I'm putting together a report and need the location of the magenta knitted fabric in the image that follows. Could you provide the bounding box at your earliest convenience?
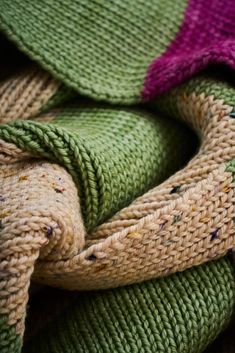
[143,0,235,100]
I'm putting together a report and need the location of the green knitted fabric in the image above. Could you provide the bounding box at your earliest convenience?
[24,258,235,353]
[0,317,22,353]
[0,103,196,230]
[0,0,187,103]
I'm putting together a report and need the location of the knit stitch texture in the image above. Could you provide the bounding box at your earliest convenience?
[0,0,187,103]
[0,1,235,352]
[24,259,235,353]
[0,102,195,230]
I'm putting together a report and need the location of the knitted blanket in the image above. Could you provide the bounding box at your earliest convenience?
[0,1,235,353]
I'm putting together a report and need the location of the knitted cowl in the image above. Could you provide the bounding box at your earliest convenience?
[0,0,234,288]
[0,0,235,353]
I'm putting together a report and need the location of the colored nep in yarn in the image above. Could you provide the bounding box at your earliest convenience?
[0,103,196,230]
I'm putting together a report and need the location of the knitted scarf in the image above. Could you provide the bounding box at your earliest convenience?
[0,1,235,353]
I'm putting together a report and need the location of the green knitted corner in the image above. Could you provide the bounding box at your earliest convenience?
[0,103,196,230]
[24,258,235,353]
[0,315,22,353]
[0,0,187,103]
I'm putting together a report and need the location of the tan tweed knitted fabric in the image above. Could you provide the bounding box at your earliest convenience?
[0,67,59,123]
[5,81,234,291]
[0,158,85,335]
[1,72,235,343]
[0,1,235,352]
[0,68,234,296]
[0,66,70,124]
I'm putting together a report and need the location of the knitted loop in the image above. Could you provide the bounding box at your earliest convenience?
[0,84,195,351]
[22,76,235,291]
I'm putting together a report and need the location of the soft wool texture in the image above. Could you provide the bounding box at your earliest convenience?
[205,316,235,353]
[0,97,194,230]
[0,67,235,353]
[0,65,74,123]
[24,259,235,353]
[0,71,195,352]
[0,68,235,293]
[0,0,188,103]
[0,0,235,353]
[1,0,235,103]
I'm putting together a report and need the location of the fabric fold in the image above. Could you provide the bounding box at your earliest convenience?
[0,102,195,230]
[0,1,235,352]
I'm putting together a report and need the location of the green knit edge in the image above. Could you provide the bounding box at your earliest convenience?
[0,315,22,353]
[0,105,196,230]
[24,258,235,353]
[0,0,187,103]
[0,120,99,230]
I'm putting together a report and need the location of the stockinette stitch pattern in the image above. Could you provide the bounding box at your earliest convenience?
[0,0,188,103]
[1,68,235,290]
[205,316,235,353]
[1,0,235,103]
[0,93,194,230]
[0,66,196,352]
[24,259,235,353]
[0,65,74,124]
[0,1,234,264]
[0,68,235,353]
[0,0,235,352]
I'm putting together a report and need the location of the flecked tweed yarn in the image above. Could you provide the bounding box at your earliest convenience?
[1,67,235,291]
[0,91,195,230]
[0,0,235,353]
[0,67,196,352]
